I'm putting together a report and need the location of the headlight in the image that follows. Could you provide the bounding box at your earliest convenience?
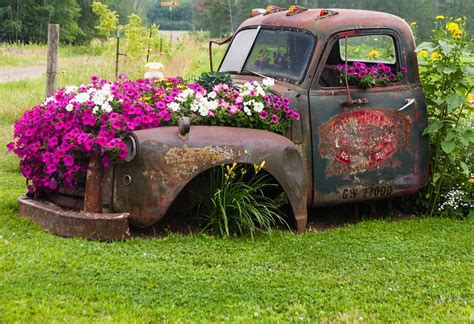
[123,134,137,163]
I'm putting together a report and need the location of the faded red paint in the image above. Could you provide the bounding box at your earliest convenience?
[319,109,413,176]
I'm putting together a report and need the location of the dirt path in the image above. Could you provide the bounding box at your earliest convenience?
[0,65,45,83]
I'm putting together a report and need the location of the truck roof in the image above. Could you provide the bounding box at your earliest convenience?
[238,8,411,37]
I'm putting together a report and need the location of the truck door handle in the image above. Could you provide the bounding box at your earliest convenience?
[398,98,416,111]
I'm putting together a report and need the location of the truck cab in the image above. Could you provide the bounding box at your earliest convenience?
[218,7,429,208]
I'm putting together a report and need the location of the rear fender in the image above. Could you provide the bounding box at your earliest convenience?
[113,126,307,232]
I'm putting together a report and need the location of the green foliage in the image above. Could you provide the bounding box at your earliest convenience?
[197,163,289,238]
[415,17,474,217]
[0,0,84,43]
[92,2,165,67]
[194,71,233,92]
[92,1,119,37]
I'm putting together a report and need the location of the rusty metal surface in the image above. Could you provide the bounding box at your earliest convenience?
[318,109,414,176]
[84,153,103,213]
[18,196,130,241]
[48,192,84,210]
[113,126,307,232]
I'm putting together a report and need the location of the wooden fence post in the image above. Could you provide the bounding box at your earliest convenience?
[45,24,59,98]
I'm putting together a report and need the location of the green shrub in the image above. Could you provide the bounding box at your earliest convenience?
[414,16,474,217]
[197,162,290,238]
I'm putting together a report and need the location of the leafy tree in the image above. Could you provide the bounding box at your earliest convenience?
[0,0,83,43]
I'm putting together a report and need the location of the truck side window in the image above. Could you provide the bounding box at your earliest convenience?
[319,34,399,88]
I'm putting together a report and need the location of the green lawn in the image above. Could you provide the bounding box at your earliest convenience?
[1,169,473,321]
[1,43,473,322]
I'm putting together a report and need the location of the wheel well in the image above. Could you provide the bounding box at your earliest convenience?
[159,164,298,232]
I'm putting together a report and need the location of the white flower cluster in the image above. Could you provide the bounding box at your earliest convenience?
[438,188,472,211]
[191,96,219,117]
[262,77,275,87]
[168,88,221,117]
[243,100,264,115]
[241,81,266,97]
[67,83,115,114]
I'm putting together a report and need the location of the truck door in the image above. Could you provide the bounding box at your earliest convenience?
[309,30,428,206]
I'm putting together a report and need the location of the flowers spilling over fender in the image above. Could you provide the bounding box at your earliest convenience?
[7,76,299,193]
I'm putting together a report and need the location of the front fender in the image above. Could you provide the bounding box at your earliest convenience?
[113,126,307,232]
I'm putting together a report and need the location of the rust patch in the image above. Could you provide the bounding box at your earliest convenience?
[319,109,413,176]
[163,145,237,180]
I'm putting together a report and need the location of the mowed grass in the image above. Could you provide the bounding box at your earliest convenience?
[0,42,473,322]
[1,175,473,321]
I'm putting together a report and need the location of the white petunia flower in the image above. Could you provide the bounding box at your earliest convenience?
[190,102,199,112]
[65,85,78,94]
[208,100,218,111]
[255,86,266,97]
[92,106,100,114]
[65,104,74,112]
[168,102,180,112]
[253,102,264,113]
[243,106,252,116]
[262,77,275,87]
[102,102,113,113]
[92,94,105,106]
[44,96,55,105]
[199,105,209,116]
[208,91,217,99]
[74,92,90,104]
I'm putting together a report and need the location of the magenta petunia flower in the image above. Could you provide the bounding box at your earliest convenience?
[63,155,75,167]
[259,111,269,119]
[21,165,32,176]
[271,115,279,123]
[54,121,65,130]
[45,163,57,174]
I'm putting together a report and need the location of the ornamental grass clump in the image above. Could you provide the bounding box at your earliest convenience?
[7,75,299,194]
[413,16,473,217]
[197,162,290,238]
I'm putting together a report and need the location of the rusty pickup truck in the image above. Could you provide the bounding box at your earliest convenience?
[19,6,429,240]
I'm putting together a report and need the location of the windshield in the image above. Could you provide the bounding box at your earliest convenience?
[219,28,315,83]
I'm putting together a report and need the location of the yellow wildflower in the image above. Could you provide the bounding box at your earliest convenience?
[456,17,463,22]
[436,15,445,20]
[431,52,441,61]
[368,50,380,59]
[452,29,462,39]
[410,22,417,27]
[446,22,460,33]
[419,50,429,58]
[468,178,474,184]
